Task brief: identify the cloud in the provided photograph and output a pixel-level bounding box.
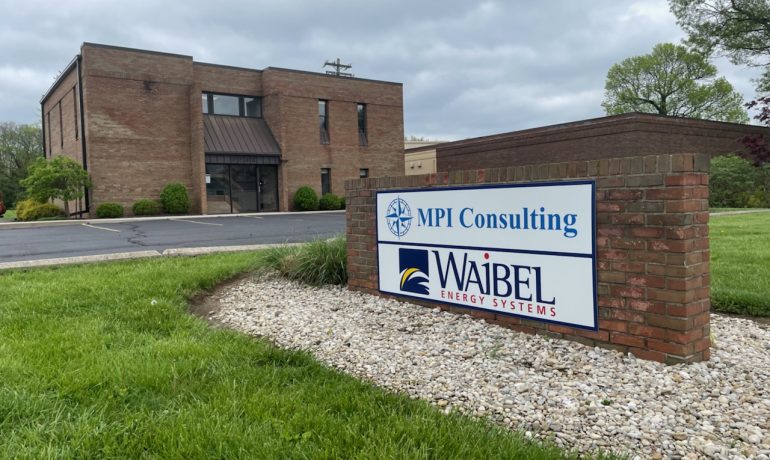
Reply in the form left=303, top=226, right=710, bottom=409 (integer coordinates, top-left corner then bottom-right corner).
left=0, top=0, right=763, bottom=136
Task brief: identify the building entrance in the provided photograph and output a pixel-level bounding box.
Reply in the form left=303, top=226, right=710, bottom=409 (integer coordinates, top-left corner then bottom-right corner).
left=205, top=164, right=278, bottom=213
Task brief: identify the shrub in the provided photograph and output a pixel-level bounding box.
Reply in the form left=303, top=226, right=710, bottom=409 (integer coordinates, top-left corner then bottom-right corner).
left=16, top=201, right=65, bottom=221
left=133, top=199, right=162, bottom=216
left=96, top=202, right=124, bottom=218
left=16, top=198, right=45, bottom=221
left=340, top=196, right=346, bottom=209
left=319, top=193, right=343, bottom=210
left=160, top=182, right=191, bottom=214
left=710, top=155, right=763, bottom=208
left=293, top=186, right=319, bottom=211
left=263, top=237, right=347, bottom=286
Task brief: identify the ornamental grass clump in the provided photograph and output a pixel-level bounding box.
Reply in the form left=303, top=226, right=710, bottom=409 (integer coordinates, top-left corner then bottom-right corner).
left=263, top=237, right=346, bottom=286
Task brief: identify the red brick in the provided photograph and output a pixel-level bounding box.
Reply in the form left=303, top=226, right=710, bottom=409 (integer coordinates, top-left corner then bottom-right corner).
left=628, top=347, right=666, bottom=363
left=647, top=339, right=693, bottom=356
left=611, top=332, right=646, bottom=348
left=599, top=319, right=628, bottom=333
left=665, top=174, right=704, bottom=186
left=628, top=324, right=666, bottom=339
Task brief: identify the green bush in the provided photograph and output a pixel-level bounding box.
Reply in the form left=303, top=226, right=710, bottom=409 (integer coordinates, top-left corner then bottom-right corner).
left=160, top=182, right=191, bottom=214
left=15, top=198, right=41, bottom=221
left=96, top=202, right=124, bottom=218
left=16, top=201, right=65, bottom=221
left=710, top=155, right=766, bottom=208
left=132, top=199, right=162, bottom=216
left=263, top=237, right=347, bottom=286
left=319, top=193, right=343, bottom=210
left=340, top=196, right=346, bottom=209
left=293, top=186, right=319, bottom=211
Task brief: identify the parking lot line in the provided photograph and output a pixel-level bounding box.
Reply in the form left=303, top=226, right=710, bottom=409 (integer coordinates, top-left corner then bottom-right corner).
left=170, top=219, right=224, bottom=226
left=82, top=223, right=121, bottom=233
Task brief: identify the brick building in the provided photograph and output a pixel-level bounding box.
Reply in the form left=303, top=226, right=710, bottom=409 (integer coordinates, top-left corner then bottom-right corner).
left=41, top=43, right=404, bottom=215
left=430, top=113, right=768, bottom=172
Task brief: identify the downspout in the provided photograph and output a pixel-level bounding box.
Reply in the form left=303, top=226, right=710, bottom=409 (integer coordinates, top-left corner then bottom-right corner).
left=76, top=54, right=90, bottom=215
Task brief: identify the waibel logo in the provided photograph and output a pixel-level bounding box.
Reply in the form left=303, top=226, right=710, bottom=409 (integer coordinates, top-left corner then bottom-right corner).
left=386, top=197, right=413, bottom=238
left=399, top=248, right=430, bottom=295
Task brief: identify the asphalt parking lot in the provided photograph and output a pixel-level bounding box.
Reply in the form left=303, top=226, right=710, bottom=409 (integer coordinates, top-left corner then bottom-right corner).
left=0, top=212, right=345, bottom=263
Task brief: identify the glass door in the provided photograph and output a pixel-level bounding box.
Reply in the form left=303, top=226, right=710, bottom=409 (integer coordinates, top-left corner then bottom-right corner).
left=229, top=165, right=258, bottom=213
left=206, top=164, right=231, bottom=214
left=258, top=166, right=278, bottom=212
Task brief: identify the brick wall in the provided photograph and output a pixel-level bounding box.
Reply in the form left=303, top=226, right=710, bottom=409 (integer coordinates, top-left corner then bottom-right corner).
left=262, top=68, right=404, bottom=210
left=437, top=113, right=770, bottom=172
left=346, top=152, right=710, bottom=364
left=81, top=44, right=197, bottom=214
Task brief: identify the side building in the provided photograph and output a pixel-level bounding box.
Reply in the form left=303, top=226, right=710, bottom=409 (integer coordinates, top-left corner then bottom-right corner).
left=41, top=43, right=404, bottom=215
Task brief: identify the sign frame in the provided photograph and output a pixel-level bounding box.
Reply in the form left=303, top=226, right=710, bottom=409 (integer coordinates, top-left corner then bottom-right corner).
left=375, top=180, right=598, bottom=331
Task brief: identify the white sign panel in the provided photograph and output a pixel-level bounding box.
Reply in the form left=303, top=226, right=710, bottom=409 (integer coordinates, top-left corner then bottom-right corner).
left=376, top=181, right=597, bottom=330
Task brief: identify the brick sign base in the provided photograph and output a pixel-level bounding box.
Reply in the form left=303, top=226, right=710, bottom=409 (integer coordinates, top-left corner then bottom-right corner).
left=345, top=153, right=710, bottom=364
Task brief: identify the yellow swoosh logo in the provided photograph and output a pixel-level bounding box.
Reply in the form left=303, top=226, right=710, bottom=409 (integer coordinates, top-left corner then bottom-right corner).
left=401, top=268, right=420, bottom=288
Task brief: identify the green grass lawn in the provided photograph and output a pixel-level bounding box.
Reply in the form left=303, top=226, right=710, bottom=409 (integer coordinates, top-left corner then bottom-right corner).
left=0, top=253, right=604, bottom=459
left=710, top=212, right=770, bottom=316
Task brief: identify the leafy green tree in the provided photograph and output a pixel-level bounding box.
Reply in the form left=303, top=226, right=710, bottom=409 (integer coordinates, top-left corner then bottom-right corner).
left=21, top=156, right=91, bottom=217
left=670, top=0, right=770, bottom=91
left=602, top=43, right=749, bottom=123
left=0, top=122, right=43, bottom=208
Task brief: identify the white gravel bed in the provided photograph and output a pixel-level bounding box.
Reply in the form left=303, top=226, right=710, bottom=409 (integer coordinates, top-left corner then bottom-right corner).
left=209, top=275, right=770, bottom=460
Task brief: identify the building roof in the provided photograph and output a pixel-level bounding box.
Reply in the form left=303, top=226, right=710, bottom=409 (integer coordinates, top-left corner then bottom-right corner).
left=203, top=115, right=281, bottom=156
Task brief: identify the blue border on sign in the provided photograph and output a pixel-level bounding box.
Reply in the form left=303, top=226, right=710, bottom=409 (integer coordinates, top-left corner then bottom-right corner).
left=374, top=180, right=599, bottom=331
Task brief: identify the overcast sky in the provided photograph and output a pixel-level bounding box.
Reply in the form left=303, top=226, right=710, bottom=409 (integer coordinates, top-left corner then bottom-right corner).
left=0, top=0, right=763, bottom=140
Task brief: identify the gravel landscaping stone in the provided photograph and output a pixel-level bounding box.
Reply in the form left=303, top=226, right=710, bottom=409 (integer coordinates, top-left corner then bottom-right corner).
left=208, top=275, right=770, bottom=459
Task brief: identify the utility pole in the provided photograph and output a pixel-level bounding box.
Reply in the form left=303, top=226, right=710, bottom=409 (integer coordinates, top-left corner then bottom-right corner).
left=323, top=58, right=353, bottom=77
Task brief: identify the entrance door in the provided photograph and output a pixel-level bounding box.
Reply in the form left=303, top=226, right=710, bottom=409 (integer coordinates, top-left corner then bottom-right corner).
left=206, top=164, right=232, bottom=214
left=258, top=166, right=278, bottom=212
left=230, top=165, right=258, bottom=213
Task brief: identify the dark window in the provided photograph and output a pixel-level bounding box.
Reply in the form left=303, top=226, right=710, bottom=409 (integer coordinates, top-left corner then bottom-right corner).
left=73, top=86, right=78, bottom=140
left=202, top=93, right=262, bottom=118
left=359, top=168, right=369, bottom=178
left=321, top=168, right=331, bottom=195
left=212, top=94, right=240, bottom=116
left=244, top=97, right=261, bottom=117
left=58, top=102, right=63, bottom=148
left=319, top=100, right=329, bottom=144
left=46, top=112, right=51, bottom=157
left=357, top=103, right=367, bottom=146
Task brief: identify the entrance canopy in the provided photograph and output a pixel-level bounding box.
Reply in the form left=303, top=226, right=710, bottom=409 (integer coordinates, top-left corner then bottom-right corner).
left=203, top=115, right=281, bottom=160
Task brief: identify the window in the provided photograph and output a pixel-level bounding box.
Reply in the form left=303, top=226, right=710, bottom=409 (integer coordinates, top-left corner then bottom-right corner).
left=321, top=168, right=331, bottom=195
left=319, top=100, right=329, bottom=144
left=202, top=93, right=262, bottom=118
left=73, top=86, right=78, bottom=140
left=359, top=168, right=369, bottom=178
left=244, top=97, right=262, bottom=117
left=357, top=103, right=367, bottom=146
left=212, top=94, right=240, bottom=116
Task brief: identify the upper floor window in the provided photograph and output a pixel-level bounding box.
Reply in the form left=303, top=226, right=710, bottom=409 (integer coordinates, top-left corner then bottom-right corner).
left=319, top=100, right=329, bottom=144
left=202, top=93, right=262, bottom=118
left=357, top=103, right=367, bottom=146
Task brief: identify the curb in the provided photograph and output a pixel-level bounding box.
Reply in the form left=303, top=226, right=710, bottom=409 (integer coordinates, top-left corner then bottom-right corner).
left=0, top=250, right=163, bottom=270
left=0, top=210, right=345, bottom=230
left=0, top=243, right=302, bottom=271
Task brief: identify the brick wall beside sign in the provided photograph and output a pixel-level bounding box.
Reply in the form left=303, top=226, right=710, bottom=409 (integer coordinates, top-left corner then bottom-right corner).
left=345, top=152, right=710, bottom=364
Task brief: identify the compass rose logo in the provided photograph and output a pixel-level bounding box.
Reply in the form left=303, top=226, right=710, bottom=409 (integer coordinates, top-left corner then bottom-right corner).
left=386, top=197, right=413, bottom=238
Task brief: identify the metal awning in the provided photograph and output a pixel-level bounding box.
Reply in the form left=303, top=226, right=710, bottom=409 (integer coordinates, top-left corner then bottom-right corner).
left=203, top=115, right=281, bottom=156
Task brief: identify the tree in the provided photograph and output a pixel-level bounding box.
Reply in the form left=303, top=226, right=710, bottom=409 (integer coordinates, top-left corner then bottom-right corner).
left=21, top=156, right=91, bottom=217
left=0, top=122, right=43, bottom=208
left=670, top=0, right=770, bottom=91
left=602, top=43, right=749, bottom=123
